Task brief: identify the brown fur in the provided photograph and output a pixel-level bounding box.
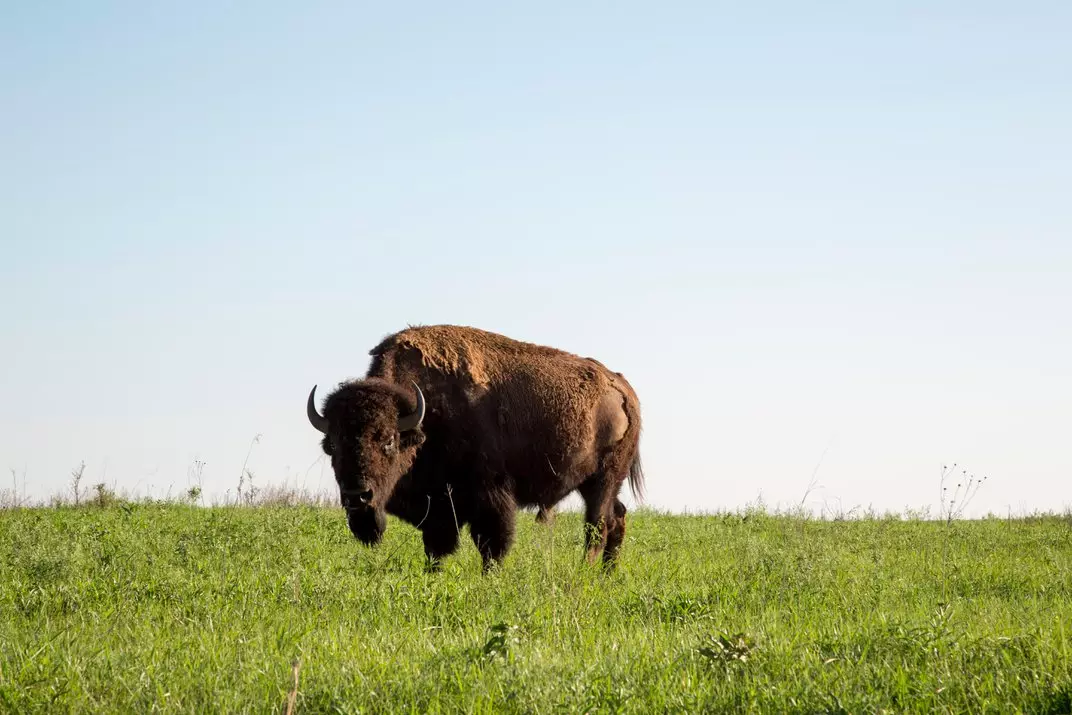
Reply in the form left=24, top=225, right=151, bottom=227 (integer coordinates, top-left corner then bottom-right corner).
left=314, top=324, right=644, bottom=570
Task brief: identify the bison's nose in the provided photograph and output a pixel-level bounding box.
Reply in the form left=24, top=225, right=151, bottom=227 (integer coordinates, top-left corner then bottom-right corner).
left=341, top=484, right=374, bottom=509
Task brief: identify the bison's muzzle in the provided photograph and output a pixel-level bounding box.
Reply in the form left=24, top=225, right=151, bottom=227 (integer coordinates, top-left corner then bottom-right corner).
left=347, top=507, right=387, bottom=545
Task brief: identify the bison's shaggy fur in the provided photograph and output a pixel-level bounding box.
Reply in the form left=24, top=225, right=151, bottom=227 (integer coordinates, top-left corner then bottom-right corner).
left=310, top=324, right=643, bottom=569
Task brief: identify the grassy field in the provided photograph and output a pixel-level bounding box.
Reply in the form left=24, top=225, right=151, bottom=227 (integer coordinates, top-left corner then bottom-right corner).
left=1, top=503, right=1070, bottom=713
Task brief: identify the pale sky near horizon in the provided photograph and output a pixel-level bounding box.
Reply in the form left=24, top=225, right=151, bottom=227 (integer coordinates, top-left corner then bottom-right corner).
left=2, top=2, right=1070, bottom=517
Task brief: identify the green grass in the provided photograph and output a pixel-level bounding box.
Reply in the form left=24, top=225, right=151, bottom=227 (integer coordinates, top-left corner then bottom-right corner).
left=1, top=504, right=1070, bottom=713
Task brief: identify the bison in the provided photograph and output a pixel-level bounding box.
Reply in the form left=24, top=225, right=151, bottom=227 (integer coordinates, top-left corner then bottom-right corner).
left=306, top=324, right=644, bottom=570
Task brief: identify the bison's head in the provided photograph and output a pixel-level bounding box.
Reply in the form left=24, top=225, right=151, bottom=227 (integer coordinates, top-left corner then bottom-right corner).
left=306, top=378, right=426, bottom=545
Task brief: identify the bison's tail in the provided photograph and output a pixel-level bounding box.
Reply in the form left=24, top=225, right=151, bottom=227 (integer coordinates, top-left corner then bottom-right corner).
left=620, top=384, right=645, bottom=503
left=628, top=450, right=644, bottom=503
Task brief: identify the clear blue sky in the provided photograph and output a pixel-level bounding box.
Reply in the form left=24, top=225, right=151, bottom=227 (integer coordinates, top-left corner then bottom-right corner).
left=2, top=2, right=1070, bottom=516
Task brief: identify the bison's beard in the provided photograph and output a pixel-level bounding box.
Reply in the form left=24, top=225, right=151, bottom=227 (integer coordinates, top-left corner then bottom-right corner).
left=347, top=507, right=386, bottom=545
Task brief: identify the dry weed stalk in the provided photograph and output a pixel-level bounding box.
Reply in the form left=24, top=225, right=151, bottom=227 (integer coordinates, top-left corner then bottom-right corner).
left=285, top=658, right=301, bottom=715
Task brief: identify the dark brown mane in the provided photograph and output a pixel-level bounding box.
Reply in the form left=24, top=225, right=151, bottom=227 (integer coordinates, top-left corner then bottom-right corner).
left=321, top=377, right=419, bottom=419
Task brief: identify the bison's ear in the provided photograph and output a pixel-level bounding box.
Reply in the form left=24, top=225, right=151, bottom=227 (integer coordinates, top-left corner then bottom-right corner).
left=400, top=429, right=425, bottom=450
left=321, top=434, right=334, bottom=456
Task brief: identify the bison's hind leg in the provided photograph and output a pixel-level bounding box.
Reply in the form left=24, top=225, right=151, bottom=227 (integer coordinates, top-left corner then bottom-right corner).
left=576, top=384, right=637, bottom=567
left=535, top=504, right=556, bottom=525
left=603, top=498, right=628, bottom=564
left=578, top=475, right=615, bottom=565
left=579, top=491, right=627, bottom=569
left=578, top=448, right=635, bottom=567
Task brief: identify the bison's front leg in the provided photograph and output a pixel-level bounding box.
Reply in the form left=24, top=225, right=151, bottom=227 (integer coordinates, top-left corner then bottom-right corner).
left=469, top=491, right=517, bottom=571
left=421, top=515, right=461, bottom=571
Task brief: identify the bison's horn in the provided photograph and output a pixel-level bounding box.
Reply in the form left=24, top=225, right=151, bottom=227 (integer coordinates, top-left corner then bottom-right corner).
left=306, top=385, right=329, bottom=434
left=397, top=381, right=426, bottom=432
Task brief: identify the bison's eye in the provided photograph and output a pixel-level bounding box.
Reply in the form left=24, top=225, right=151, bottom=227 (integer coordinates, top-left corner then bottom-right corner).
left=382, top=434, right=396, bottom=454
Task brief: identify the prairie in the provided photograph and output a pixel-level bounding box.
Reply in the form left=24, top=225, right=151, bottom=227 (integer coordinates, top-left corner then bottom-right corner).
left=1, top=502, right=1070, bottom=713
